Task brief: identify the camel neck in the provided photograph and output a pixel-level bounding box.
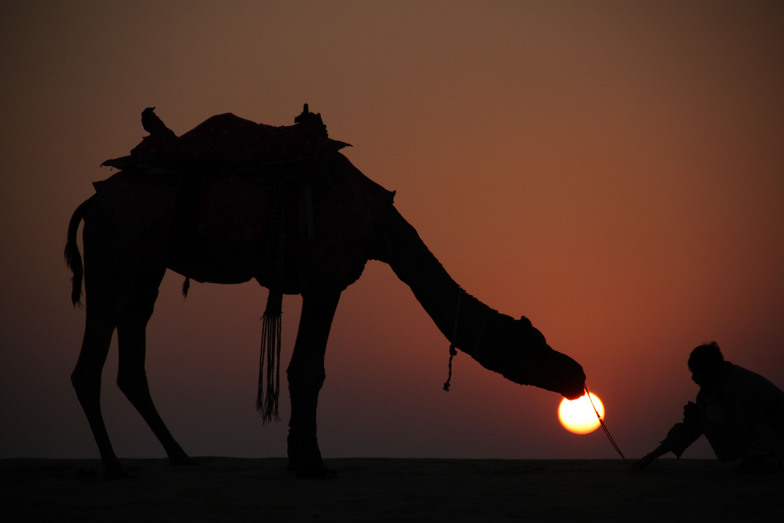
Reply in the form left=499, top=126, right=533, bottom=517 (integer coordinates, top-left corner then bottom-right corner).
left=374, top=207, right=504, bottom=360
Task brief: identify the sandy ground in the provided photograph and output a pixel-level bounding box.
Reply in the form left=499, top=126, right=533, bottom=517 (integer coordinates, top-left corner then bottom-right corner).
left=2, top=457, right=782, bottom=522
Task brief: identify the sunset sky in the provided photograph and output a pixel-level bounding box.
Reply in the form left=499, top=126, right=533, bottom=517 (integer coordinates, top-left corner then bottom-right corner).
left=2, top=1, right=783, bottom=462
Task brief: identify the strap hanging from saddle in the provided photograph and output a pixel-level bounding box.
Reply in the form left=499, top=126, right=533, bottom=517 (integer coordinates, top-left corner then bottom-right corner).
left=257, top=177, right=286, bottom=423
left=258, top=290, right=283, bottom=423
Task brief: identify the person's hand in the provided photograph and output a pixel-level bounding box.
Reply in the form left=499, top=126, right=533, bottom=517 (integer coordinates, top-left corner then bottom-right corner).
left=632, top=451, right=661, bottom=471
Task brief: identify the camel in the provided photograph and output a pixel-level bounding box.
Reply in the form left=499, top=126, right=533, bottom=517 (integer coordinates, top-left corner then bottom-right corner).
left=65, top=106, right=586, bottom=479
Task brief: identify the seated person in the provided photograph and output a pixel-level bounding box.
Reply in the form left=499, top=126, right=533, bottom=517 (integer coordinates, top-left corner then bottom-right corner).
left=634, top=342, right=784, bottom=472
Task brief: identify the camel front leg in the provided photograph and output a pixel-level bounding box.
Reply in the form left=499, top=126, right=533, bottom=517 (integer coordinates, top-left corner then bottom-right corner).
left=286, top=288, right=341, bottom=479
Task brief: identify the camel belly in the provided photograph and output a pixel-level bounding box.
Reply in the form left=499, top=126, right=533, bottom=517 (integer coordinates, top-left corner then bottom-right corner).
left=90, top=169, right=380, bottom=293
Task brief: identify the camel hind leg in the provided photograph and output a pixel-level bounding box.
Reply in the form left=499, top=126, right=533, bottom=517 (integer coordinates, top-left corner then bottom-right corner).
left=71, top=302, right=123, bottom=477
left=115, top=270, right=190, bottom=467
left=73, top=263, right=188, bottom=477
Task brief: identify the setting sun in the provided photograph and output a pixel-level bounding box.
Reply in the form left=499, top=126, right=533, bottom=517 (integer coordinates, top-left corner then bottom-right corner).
left=558, top=392, right=604, bottom=435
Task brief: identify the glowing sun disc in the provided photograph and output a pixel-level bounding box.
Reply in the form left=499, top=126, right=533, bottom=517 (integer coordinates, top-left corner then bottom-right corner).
left=558, top=392, right=605, bottom=435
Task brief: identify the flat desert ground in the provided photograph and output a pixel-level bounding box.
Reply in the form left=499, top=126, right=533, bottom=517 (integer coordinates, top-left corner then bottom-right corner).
left=2, top=457, right=782, bottom=522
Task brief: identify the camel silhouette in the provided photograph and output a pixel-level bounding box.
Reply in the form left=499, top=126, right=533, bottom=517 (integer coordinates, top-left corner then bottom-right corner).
left=66, top=106, right=586, bottom=479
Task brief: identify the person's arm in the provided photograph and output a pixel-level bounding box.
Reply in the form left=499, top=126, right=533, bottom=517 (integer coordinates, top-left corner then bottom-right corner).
left=633, top=442, right=670, bottom=470
left=633, top=402, right=703, bottom=470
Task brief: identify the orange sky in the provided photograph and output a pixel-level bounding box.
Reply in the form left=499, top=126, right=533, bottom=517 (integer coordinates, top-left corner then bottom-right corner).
left=2, top=1, right=783, bottom=461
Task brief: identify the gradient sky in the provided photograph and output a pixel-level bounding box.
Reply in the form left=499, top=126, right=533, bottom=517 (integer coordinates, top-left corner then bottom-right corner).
left=2, top=1, right=783, bottom=461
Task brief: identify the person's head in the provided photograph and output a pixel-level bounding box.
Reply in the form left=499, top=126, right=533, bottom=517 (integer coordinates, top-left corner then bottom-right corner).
left=688, top=342, right=724, bottom=387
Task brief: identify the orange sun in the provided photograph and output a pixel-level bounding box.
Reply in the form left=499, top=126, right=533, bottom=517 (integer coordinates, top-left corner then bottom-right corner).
left=558, top=392, right=604, bottom=434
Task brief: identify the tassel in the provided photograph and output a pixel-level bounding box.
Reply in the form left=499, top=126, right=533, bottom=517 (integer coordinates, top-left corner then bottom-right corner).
left=443, top=344, right=458, bottom=391
left=443, top=290, right=463, bottom=391
left=257, top=175, right=286, bottom=423
left=257, top=290, right=283, bottom=423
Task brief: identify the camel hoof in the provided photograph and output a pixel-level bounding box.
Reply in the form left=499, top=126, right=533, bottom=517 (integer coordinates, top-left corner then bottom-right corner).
left=295, top=462, right=337, bottom=480
left=170, top=455, right=194, bottom=467
left=103, top=466, right=135, bottom=481
left=287, top=455, right=337, bottom=479
left=287, top=433, right=335, bottom=479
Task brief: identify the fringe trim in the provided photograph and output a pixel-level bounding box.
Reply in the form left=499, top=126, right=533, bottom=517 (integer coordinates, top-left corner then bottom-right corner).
left=257, top=174, right=285, bottom=423
left=257, top=293, right=283, bottom=423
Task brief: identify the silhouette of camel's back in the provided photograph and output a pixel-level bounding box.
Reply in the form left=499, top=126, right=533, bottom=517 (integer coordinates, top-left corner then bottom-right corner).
left=104, top=105, right=340, bottom=172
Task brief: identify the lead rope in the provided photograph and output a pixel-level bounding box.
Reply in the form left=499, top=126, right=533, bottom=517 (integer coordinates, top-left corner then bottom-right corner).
left=443, top=289, right=464, bottom=391
left=584, top=383, right=629, bottom=466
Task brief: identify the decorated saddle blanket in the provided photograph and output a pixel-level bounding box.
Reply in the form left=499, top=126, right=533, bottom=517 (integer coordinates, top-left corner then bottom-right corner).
left=102, top=104, right=348, bottom=172
left=93, top=105, right=395, bottom=291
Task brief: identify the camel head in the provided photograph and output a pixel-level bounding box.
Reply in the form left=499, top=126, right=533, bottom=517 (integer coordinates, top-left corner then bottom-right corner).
left=482, top=316, right=586, bottom=400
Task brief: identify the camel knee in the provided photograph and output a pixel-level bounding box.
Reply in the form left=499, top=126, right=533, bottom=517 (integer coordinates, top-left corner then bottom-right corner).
left=116, top=369, right=150, bottom=403
left=115, top=321, right=152, bottom=404
left=287, top=366, right=326, bottom=432
left=72, top=318, right=114, bottom=405
left=287, top=366, right=326, bottom=394
left=116, top=372, right=147, bottom=399
left=71, top=363, right=101, bottom=404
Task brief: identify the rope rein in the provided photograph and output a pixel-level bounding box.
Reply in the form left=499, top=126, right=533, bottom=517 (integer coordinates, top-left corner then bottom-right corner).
left=439, top=290, right=627, bottom=466
left=443, top=289, right=464, bottom=391
left=584, top=383, right=629, bottom=465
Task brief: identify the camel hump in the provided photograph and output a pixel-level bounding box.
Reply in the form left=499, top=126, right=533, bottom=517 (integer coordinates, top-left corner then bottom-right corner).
left=103, top=105, right=343, bottom=171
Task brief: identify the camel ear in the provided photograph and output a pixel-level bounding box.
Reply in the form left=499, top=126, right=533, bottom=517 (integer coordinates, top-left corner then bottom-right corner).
left=519, top=316, right=533, bottom=328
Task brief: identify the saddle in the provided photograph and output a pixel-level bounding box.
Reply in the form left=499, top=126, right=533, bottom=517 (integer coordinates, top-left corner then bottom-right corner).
left=101, top=104, right=350, bottom=173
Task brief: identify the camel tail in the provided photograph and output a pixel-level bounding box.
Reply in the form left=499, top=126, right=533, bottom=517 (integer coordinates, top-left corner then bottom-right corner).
left=65, top=197, right=92, bottom=307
